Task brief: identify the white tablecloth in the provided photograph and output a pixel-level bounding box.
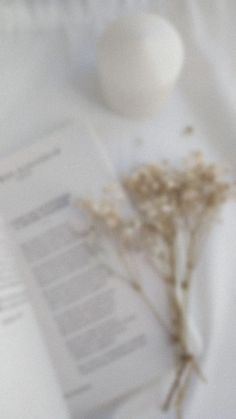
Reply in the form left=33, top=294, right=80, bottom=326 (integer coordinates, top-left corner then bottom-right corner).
left=0, top=1, right=236, bottom=418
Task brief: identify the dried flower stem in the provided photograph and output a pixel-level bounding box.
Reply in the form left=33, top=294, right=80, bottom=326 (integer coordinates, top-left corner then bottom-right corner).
left=81, top=152, right=235, bottom=419
left=175, top=359, right=194, bottom=419
left=108, top=229, right=172, bottom=336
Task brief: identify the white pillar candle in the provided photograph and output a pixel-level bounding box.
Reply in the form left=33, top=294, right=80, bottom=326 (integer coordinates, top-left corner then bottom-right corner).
left=97, top=13, right=184, bottom=118
left=0, top=218, right=70, bottom=419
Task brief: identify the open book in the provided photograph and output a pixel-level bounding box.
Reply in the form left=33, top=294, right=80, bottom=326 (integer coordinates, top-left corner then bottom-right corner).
left=0, top=123, right=169, bottom=418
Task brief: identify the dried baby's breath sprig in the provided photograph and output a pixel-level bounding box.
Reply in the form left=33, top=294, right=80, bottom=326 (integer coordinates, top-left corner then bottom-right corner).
left=81, top=152, right=235, bottom=419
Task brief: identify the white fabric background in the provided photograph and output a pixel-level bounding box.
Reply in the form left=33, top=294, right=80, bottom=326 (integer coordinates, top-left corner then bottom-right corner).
left=0, top=1, right=236, bottom=418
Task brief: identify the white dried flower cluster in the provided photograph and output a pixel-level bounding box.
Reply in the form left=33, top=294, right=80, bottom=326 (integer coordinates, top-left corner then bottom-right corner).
left=125, top=152, right=233, bottom=236
left=83, top=195, right=142, bottom=247
left=84, top=199, right=122, bottom=229
left=82, top=152, right=235, bottom=419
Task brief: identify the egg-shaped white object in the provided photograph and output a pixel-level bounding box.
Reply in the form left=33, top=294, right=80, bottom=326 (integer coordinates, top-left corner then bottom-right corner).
left=97, top=13, right=184, bottom=118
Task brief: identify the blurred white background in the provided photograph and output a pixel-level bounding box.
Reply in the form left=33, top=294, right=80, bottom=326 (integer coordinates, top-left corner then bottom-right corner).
left=0, top=1, right=236, bottom=418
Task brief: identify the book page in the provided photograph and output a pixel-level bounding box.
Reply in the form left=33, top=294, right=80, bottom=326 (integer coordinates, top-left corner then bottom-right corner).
left=0, top=123, right=170, bottom=417
left=0, top=220, right=70, bottom=419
